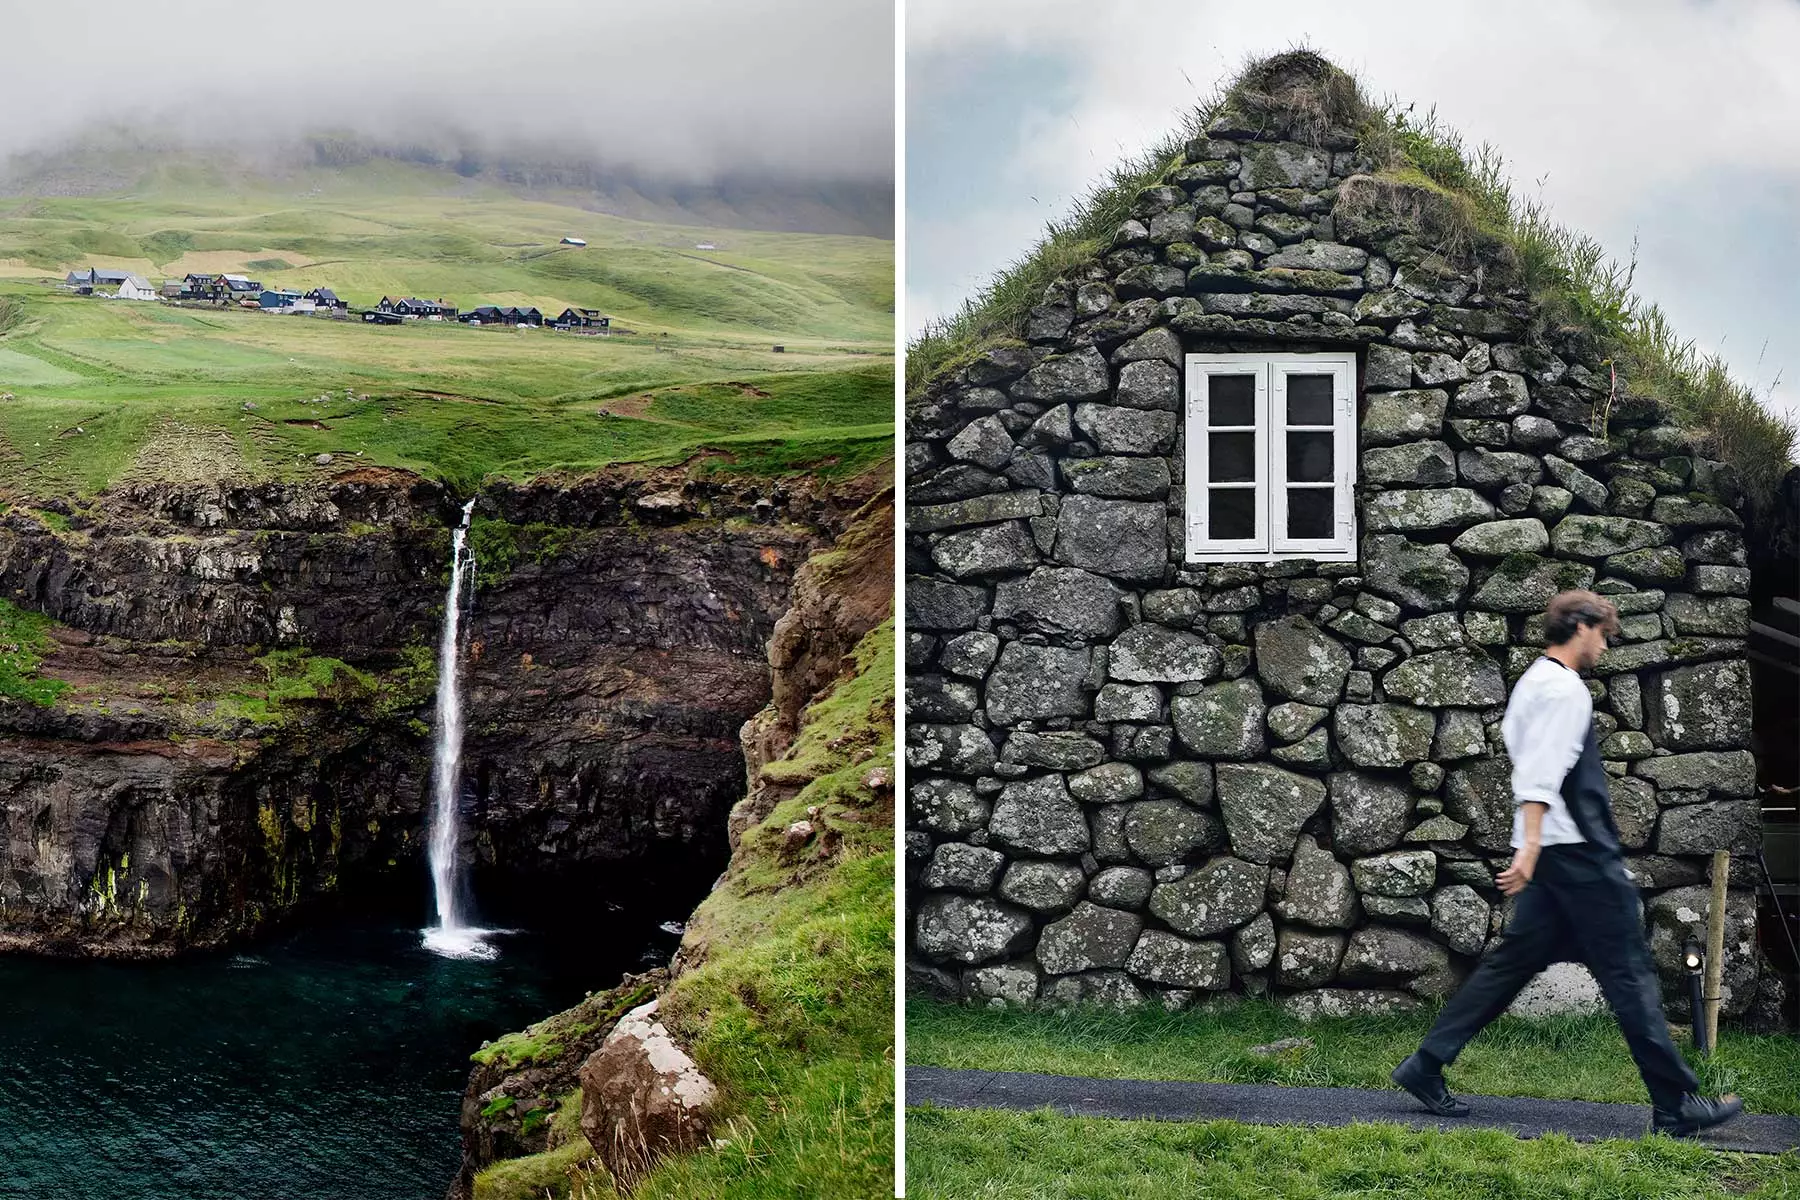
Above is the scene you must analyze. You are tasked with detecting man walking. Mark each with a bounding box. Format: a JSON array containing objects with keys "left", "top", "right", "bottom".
[{"left": 1390, "top": 590, "right": 1743, "bottom": 1137}]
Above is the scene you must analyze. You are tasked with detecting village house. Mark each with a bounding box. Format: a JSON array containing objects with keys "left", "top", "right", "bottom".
[
  {"left": 305, "top": 288, "right": 347, "bottom": 310},
  {"left": 64, "top": 268, "right": 132, "bottom": 294},
  {"left": 460, "top": 305, "right": 543, "bottom": 327},
  {"left": 376, "top": 296, "right": 457, "bottom": 319},
  {"left": 903, "top": 52, "right": 1796, "bottom": 1025},
  {"left": 259, "top": 289, "right": 315, "bottom": 313},
  {"left": 113, "top": 275, "right": 159, "bottom": 301},
  {"left": 550, "top": 307, "right": 610, "bottom": 331}
]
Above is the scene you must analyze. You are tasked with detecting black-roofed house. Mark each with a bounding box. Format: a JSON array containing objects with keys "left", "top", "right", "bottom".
[
  {"left": 376, "top": 296, "right": 457, "bottom": 319},
  {"left": 305, "top": 288, "right": 346, "bottom": 310},
  {"left": 551, "top": 307, "right": 611, "bottom": 331}
]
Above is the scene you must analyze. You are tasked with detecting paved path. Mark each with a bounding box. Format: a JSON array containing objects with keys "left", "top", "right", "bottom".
[{"left": 908, "top": 1066, "right": 1800, "bottom": 1155}]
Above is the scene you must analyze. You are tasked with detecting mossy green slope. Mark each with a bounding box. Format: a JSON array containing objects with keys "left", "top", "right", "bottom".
[
  {"left": 0, "top": 172, "right": 893, "bottom": 499},
  {"left": 473, "top": 619, "right": 896, "bottom": 1200}
]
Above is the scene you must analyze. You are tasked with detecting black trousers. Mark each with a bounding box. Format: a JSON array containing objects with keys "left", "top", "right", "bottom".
[{"left": 1416, "top": 843, "right": 1699, "bottom": 1111}]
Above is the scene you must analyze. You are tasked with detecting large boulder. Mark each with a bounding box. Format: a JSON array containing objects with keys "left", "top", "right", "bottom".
[
  {"left": 1643, "top": 661, "right": 1753, "bottom": 751},
  {"left": 1645, "top": 887, "right": 1759, "bottom": 1016},
  {"left": 985, "top": 643, "right": 1093, "bottom": 725},
  {"left": 1329, "top": 771, "right": 1414, "bottom": 855},
  {"left": 1253, "top": 616, "right": 1352, "bottom": 705},
  {"left": 1339, "top": 926, "right": 1457, "bottom": 997},
  {"left": 993, "top": 567, "right": 1127, "bottom": 641},
  {"left": 1468, "top": 553, "right": 1596, "bottom": 612},
  {"left": 988, "top": 774, "right": 1091, "bottom": 856},
  {"left": 1549, "top": 515, "right": 1670, "bottom": 559},
  {"left": 1359, "top": 536, "right": 1469, "bottom": 611},
  {"left": 1172, "top": 678, "right": 1268, "bottom": 759},
  {"left": 1126, "top": 930, "right": 1230, "bottom": 989},
  {"left": 1351, "top": 849, "right": 1438, "bottom": 897},
  {"left": 1276, "top": 927, "right": 1346, "bottom": 987},
  {"left": 1053, "top": 496, "right": 1169, "bottom": 583},
  {"left": 1111, "top": 623, "right": 1223, "bottom": 683},
  {"left": 1125, "top": 799, "right": 1226, "bottom": 866},
  {"left": 1148, "top": 855, "right": 1268, "bottom": 937},
  {"left": 998, "top": 861, "right": 1088, "bottom": 912},
  {"left": 1275, "top": 835, "right": 1360, "bottom": 929},
  {"left": 1381, "top": 649, "right": 1506, "bottom": 707},
  {"left": 1364, "top": 488, "right": 1495, "bottom": 533},
  {"left": 1656, "top": 799, "right": 1760, "bottom": 854},
  {"left": 1633, "top": 750, "right": 1757, "bottom": 797},
  {"left": 579, "top": 1000, "right": 718, "bottom": 1191},
  {"left": 1280, "top": 988, "right": 1422, "bottom": 1021},
  {"left": 1037, "top": 902, "right": 1144, "bottom": 975},
  {"left": 1333, "top": 704, "right": 1435, "bottom": 768},
  {"left": 1452, "top": 518, "right": 1549, "bottom": 558},
  {"left": 1429, "top": 885, "right": 1491, "bottom": 956},
  {"left": 914, "top": 894, "right": 1035, "bottom": 964},
  {"left": 1215, "top": 763, "right": 1328, "bottom": 863},
  {"left": 1444, "top": 756, "right": 1516, "bottom": 852}
]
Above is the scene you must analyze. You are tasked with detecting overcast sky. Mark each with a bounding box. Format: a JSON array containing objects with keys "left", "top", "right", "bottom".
[
  {"left": 907, "top": 0, "right": 1799, "bottom": 427},
  {"left": 0, "top": 0, "right": 893, "bottom": 184}
]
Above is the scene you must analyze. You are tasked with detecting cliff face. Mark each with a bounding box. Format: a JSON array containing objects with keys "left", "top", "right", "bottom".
[
  {"left": 449, "top": 489, "right": 895, "bottom": 1199},
  {"left": 0, "top": 467, "right": 879, "bottom": 955}
]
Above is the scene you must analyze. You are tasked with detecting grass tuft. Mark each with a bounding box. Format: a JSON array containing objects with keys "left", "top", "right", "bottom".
[{"left": 0, "top": 598, "right": 69, "bottom": 706}]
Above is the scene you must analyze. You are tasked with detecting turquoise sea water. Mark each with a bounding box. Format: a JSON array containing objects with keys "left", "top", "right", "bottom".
[{"left": 0, "top": 916, "right": 681, "bottom": 1199}]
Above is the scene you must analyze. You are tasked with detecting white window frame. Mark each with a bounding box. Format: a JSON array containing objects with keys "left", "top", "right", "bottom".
[{"left": 1183, "top": 351, "right": 1357, "bottom": 563}]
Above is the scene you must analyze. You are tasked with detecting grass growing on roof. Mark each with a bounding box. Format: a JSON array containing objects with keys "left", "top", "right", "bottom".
[
  {"left": 906, "top": 1106, "right": 1800, "bottom": 1200},
  {"left": 470, "top": 621, "right": 895, "bottom": 1200},
  {"left": 906, "top": 47, "right": 1795, "bottom": 504},
  {"left": 907, "top": 994, "right": 1800, "bottom": 1116}
]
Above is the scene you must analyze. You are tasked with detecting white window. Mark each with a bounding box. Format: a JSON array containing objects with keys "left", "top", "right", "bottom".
[{"left": 1183, "top": 352, "right": 1357, "bottom": 562}]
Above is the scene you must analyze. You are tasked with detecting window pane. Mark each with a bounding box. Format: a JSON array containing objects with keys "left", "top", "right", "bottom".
[
  {"left": 1287, "top": 432, "right": 1333, "bottom": 482},
  {"left": 1209, "top": 374, "right": 1255, "bottom": 426},
  {"left": 1286, "top": 374, "right": 1334, "bottom": 424},
  {"left": 1210, "top": 489, "right": 1255, "bottom": 540},
  {"left": 1209, "top": 432, "right": 1256, "bottom": 483},
  {"left": 1288, "top": 489, "right": 1333, "bottom": 539}
]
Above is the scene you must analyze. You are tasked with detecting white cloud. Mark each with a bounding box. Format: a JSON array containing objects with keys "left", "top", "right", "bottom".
[{"left": 906, "top": 0, "right": 1800, "bottom": 422}]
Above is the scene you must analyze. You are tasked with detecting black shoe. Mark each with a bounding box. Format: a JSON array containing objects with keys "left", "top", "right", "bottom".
[
  {"left": 1652, "top": 1093, "right": 1744, "bottom": 1137},
  {"left": 1391, "top": 1053, "right": 1471, "bottom": 1118}
]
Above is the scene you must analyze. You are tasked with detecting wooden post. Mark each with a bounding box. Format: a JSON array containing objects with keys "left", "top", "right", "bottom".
[{"left": 1704, "top": 849, "right": 1730, "bottom": 1055}]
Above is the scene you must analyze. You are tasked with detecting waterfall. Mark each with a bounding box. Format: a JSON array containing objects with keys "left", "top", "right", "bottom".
[{"left": 422, "top": 497, "right": 494, "bottom": 959}]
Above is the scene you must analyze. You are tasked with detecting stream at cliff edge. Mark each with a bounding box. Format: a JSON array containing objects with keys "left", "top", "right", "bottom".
[{"left": 0, "top": 916, "right": 683, "bottom": 1199}]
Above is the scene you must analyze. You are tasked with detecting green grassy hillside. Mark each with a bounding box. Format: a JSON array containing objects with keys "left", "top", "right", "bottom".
[{"left": 0, "top": 170, "right": 893, "bottom": 496}]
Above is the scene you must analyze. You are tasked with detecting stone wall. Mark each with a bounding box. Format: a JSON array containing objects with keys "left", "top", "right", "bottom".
[{"left": 903, "top": 113, "right": 1767, "bottom": 1020}]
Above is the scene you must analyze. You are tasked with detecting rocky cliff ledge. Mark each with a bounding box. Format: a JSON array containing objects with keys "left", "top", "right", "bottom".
[
  {"left": 0, "top": 466, "right": 882, "bottom": 955},
  {"left": 449, "top": 489, "right": 895, "bottom": 1199}
]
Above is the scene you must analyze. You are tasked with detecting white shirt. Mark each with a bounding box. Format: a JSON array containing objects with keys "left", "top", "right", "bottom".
[{"left": 1502, "top": 656, "right": 1590, "bottom": 849}]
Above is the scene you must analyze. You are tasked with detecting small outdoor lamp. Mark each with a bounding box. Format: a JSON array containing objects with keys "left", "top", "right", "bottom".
[{"left": 1684, "top": 936, "right": 1708, "bottom": 1054}]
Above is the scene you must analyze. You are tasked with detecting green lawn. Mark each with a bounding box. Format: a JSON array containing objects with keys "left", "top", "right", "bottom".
[
  {"left": 0, "top": 174, "right": 893, "bottom": 498},
  {"left": 908, "top": 996, "right": 1800, "bottom": 1116},
  {"left": 907, "top": 1107, "right": 1800, "bottom": 1200}
]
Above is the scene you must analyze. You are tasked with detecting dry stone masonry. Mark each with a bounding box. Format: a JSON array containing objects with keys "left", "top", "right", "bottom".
[{"left": 905, "top": 100, "right": 1769, "bottom": 1021}]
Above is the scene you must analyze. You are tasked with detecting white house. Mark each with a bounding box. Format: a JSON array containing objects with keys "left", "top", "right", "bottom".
[
  {"left": 114, "top": 275, "right": 159, "bottom": 301},
  {"left": 560, "top": 236, "right": 587, "bottom": 247}
]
